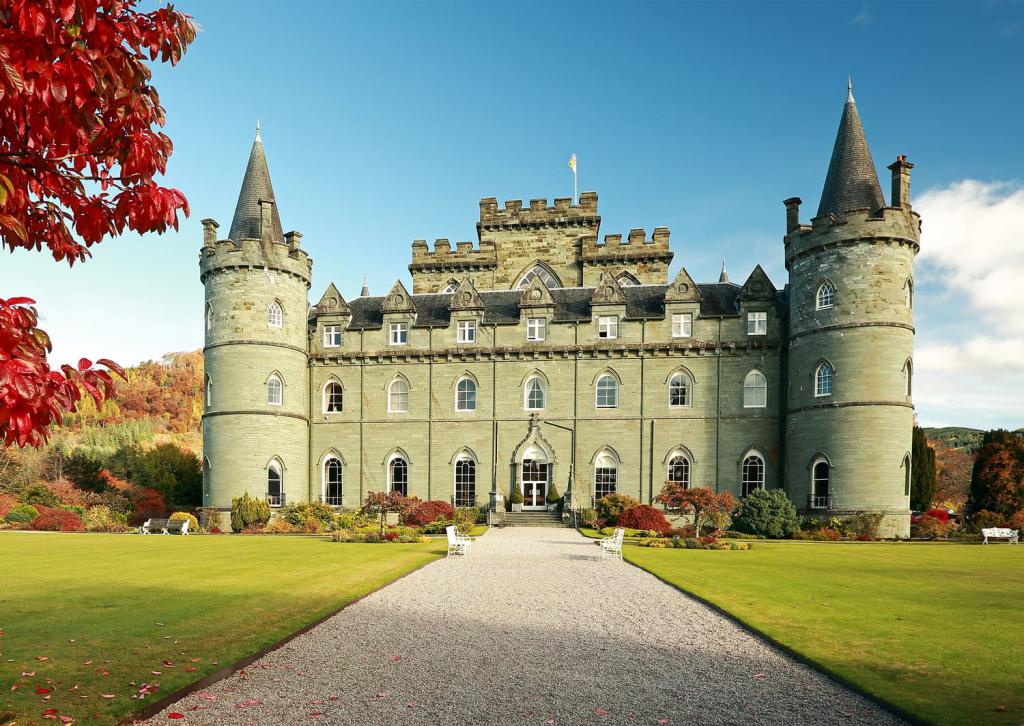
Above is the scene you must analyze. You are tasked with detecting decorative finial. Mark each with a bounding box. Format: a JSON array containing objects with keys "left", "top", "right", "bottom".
[
  {"left": 846, "top": 76, "right": 854, "bottom": 103},
  {"left": 255, "top": 119, "right": 261, "bottom": 142},
  {"left": 719, "top": 260, "right": 729, "bottom": 283},
  {"left": 360, "top": 277, "right": 369, "bottom": 297}
]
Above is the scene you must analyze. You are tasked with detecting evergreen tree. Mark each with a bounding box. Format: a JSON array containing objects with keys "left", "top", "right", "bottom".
[
  {"left": 969, "top": 430, "right": 1024, "bottom": 518},
  {"left": 910, "top": 426, "right": 937, "bottom": 512}
]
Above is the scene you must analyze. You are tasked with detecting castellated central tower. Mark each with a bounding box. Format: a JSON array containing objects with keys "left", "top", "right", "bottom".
[
  {"left": 783, "top": 85, "right": 920, "bottom": 536},
  {"left": 199, "top": 129, "right": 311, "bottom": 513}
]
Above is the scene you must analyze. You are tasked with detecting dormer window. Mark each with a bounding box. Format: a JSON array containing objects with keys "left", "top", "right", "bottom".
[
  {"left": 598, "top": 316, "right": 618, "bottom": 339},
  {"left": 747, "top": 312, "right": 767, "bottom": 336},
  {"left": 457, "top": 320, "right": 476, "bottom": 344},
  {"left": 672, "top": 313, "right": 692, "bottom": 338},
  {"left": 527, "top": 318, "right": 546, "bottom": 341},
  {"left": 389, "top": 322, "right": 408, "bottom": 346},
  {"left": 323, "top": 325, "right": 342, "bottom": 348}
]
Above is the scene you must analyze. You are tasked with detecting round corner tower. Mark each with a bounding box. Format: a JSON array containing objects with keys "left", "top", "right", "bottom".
[
  {"left": 783, "top": 85, "right": 920, "bottom": 538},
  {"left": 200, "top": 129, "right": 312, "bottom": 518}
]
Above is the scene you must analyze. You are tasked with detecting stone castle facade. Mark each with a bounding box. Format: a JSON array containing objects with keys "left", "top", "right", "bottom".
[{"left": 200, "top": 86, "right": 921, "bottom": 536}]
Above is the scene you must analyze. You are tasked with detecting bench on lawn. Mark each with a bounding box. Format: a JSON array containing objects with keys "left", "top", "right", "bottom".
[
  {"left": 981, "top": 527, "right": 1018, "bottom": 544},
  {"left": 597, "top": 528, "right": 624, "bottom": 561},
  {"left": 139, "top": 518, "right": 190, "bottom": 535},
  {"left": 445, "top": 525, "right": 473, "bottom": 557}
]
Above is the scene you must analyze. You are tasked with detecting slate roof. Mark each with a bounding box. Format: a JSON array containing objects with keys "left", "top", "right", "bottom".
[
  {"left": 816, "top": 86, "right": 885, "bottom": 219},
  {"left": 229, "top": 131, "right": 285, "bottom": 242}
]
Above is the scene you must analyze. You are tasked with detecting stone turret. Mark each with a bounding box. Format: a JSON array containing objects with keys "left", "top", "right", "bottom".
[
  {"left": 783, "top": 84, "right": 920, "bottom": 537},
  {"left": 200, "top": 128, "right": 312, "bottom": 519}
]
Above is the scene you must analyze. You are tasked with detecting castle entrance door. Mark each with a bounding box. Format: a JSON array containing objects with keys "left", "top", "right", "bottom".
[{"left": 521, "top": 459, "right": 548, "bottom": 510}]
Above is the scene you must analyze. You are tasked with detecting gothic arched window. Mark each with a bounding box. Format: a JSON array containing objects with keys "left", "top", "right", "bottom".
[
  {"left": 741, "top": 454, "right": 765, "bottom": 496},
  {"left": 388, "top": 455, "right": 409, "bottom": 496},
  {"left": 743, "top": 370, "right": 767, "bottom": 408},
  {"left": 815, "top": 361, "right": 834, "bottom": 397},
  {"left": 456, "top": 377, "right": 477, "bottom": 411},
  {"left": 267, "top": 459, "right": 283, "bottom": 507},
  {"left": 596, "top": 374, "right": 618, "bottom": 409},
  {"left": 323, "top": 457, "right": 342, "bottom": 505},
  {"left": 594, "top": 450, "right": 618, "bottom": 500},
  {"left": 267, "top": 301, "right": 283, "bottom": 328},
  {"left": 667, "top": 453, "right": 690, "bottom": 489},
  {"left": 816, "top": 280, "right": 836, "bottom": 310},
  {"left": 455, "top": 455, "right": 476, "bottom": 507},
  {"left": 524, "top": 376, "right": 546, "bottom": 411},
  {"left": 324, "top": 381, "right": 343, "bottom": 413},
  {"left": 516, "top": 264, "right": 561, "bottom": 290},
  {"left": 388, "top": 377, "right": 409, "bottom": 413},
  {"left": 266, "top": 374, "right": 283, "bottom": 406},
  {"left": 668, "top": 372, "right": 692, "bottom": 408}
]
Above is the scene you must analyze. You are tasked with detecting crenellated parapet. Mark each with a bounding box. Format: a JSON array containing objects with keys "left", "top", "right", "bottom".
[
  {"left": 580, "top": 227, "right": 673, "bottom": 264},
  {"left": 783, "top": 203, "right": 920, "bottom": 270},
  {"left": 477, "top": 192, "right": 600, "bottom": 231},
  {"left": 199, "top": 217, "right": 312, "bottom": 288},
  {"left": 409, "top": 238, "right": 498, "bottom": 273}
]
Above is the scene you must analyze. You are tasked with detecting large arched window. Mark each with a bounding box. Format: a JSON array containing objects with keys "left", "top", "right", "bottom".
[
  {"left": 323, "top": 457, "right": 342, "bottom": 505},
  {"left": 454, "top": 455, "right": 476, "bottom": 507},
  {"left": 441, "top": 279, "right": 460, "bottom": 294},
  {"left": 267, "top": 301, "right": 283, "bottom": 328},
  {"left": 903, "top": 359, "right": 913, "bottom": 396},
  {"left": 816, "top": 280, "right": 836, "bottom": 310},
  {"left": 324, "top": 381, "right": 343, "bottom": 413},
  {"left": 266, "top": 374, "right": 283, "bottom": 406},
  {"left": 741, "top": 453, "right": 765, "bottom": 496},
  {"left": 388, "top": 454, "right": 408, "bottom": 496},
  {"left": 596, "top": 374, "right": 618, "bottom": 409},
  {"left": 204, "top": 374, "right": 212, "bottom": 409},
  {"left": 903, "top": 454, "right": 912, "bottom": 496},
  {"left": 904, "top": 278, "right": 914, "bottom": 309},
  {"left": 616, "top": 271, "right": 641, "bottom": 287},
  {"left": 743, "top": 370, "right": 767, "bottom": 408},
  {"left": 524, "top": 375, "right": 546, "bottom": 411},
  {"left": 668, "top": 372, "right": 692, "bottom": 408},
  {"left": 456, "top": 377, "right": 477, "bottom": 412},
  {"left": 810, "top": 457, "right": 830, "bottom": 509},
  {"left": 516, "top": 263, "right": 561, "bottom": 290},
  {"left": 205, "top": 303, "right": 214, "bottom": 333},
  {"left": 815, "top": 361, "right": 834, "bottom": 397},
  {"left": 667, "top": 452, "right": 691, "bottom": 489},
  {"left": 267, "top": 459, "right": 283, "bottom": 507},
  {"left": 594, "top": 450, "right": 618, "bottom": 501},
  {"left": 388, "top": 377, "right": 409, "bottom": 413}
]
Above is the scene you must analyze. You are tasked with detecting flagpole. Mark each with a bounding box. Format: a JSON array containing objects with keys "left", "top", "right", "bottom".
[{"left": 573, "top": 164, "right": 578, "bottom": 205}]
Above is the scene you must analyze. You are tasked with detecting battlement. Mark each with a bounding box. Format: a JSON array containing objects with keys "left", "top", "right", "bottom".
[
  {"left": 784, "top": 203, "right": 921, "bottom": 268},
  {"left": 477, "top": 191, "right": 600, "bottom": 230},
  {"left": 580, "top": 226, "right": 673, "bottom": 261},
  {"left": 199, "top": 218, "right": 312, "bottom": 285},
  {"left": 409, "top": 238, "right": 498, "bottom": 271}
]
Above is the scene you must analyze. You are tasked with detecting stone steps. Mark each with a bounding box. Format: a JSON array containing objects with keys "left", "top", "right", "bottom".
[{"left": 503, "top": 511, "right": 565, "bottom": 528}]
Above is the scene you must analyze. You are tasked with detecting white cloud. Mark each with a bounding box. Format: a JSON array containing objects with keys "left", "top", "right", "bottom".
[
  {"left": 851, "top": 10, "right": 873, "bottom": 26},
  {"left": 916, "top": 337, "right": 1024, "bottom": 373}
]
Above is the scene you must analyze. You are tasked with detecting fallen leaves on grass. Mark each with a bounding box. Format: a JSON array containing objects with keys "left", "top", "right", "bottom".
[
  {"left": 236, "top": 699, "right": 262, "bottom": 708},
  {"left": 36, "top": 656, "right": 49, "bottom": 661}
]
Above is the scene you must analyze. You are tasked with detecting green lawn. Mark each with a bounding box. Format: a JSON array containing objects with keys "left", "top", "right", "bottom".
[
  {"left": 626, "top": 541, "right": 1023, "bottom": 726},
  {"left": 0, "top": 532, "right": 445, "bottom": 724}
]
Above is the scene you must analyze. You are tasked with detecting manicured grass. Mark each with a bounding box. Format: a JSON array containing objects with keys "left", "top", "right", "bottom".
[
  {"left": 625, "top": 541, "right": 1023, "bottom": 726},
  {"left": 0, "top": 532, "right": 445, "bottom": 724}
]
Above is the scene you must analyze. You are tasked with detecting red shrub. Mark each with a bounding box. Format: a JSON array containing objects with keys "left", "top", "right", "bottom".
[
  {"left": 1007, "top": 509, "right": 1024, "bottom": 532},
  {"left": 209, "top": 527, "right": 222, "bottom": 534},
  {"left": 31, "top": 509, "right": 85, "bottom": 532},
  {"left": 0, "top": 493, "right": 18, "bottom": 518},
  {"left": 819, "top": 527, "right": 841, "bottom": 541},
  {"left": 924, "top": 508, "right": 950, "bottom": 523},
  {"left": 617, "top": 505, "right": 671, "bottom": 533},
  {"left": 46, "top": 479, "right": 97, "bottom": 508},
  {"left": 405, "top": 500, "right": 455, "bottom": 527},
  {"left": 384, "top": 531, "right": 399, "bottom": 541}
]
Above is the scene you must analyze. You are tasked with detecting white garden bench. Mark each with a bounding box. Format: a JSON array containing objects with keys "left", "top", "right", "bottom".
[
  {"left": 597, "top": 528, "right": 624, "bottom": 561},
  {"left": 445, "top": 525, "right": 474, "bottom": 557},
  {"left": 981, "top": 527, "right": 1018, "bottom": 544},
  {"left": 139, "top": 518, "right": 189, "bottom": 535}
]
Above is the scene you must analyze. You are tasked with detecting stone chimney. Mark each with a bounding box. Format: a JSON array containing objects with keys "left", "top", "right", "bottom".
[
  {"left": 888, "top": 155, "right": 914, "bottom": 209},
  {"left": 285, "top": 230, "right": 302, "bottom": 253},
  {"left": 783, "top": 197, "right": 802, "bottom": 233},
  {"left": 201, "top": 218, "right": 219, "bottom": 249}
]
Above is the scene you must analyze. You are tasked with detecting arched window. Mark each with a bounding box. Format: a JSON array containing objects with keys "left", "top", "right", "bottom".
[
  {"left": 667, "top": 453, "right": 690, "bottom": 489},
  {"left": 205, "top": 303, "right": 214, "bottom": 333},
  {"left": 903, "top": 359, "right": 913, "bottom": 396},
  {"left": 323, "top": 457, "right": 342, "bottom": 505},
  {"left": 266, "top": 374, "right": 283, "bottom": 406},
  {"left": 456, "top": 377, "right": 477, "bottom": 411},
  {"left": 267, "top": 459, "right": 283, "bottom": 507},
  {"left": 816, "top": 280, "right": 836, "bottom": 310},
  {"left": 323, "top": 381, "right": 343, "bottom": 413},
  {"left": 668, "top": 372, "right": 692, "bottom": 408},
  {"left": 441, "top": 279, "right": 460, "bottom": 294},
  {"left": 594, "top": 450, "right": 618, "bottom": 500},
  {"left": 267, "top": 301, "right": 283, "bottom": 328},
  {"left": 516, "top": 264, "right": 561, "bottom": 290},
  {"left": 388, "top": 455, "right": 408, "bottom": 496},
  {"left": 202, "top": 457, "right": 211, "bottom": 502},
  {"left": 616, "top": 271, "right": 641, "bottom": 287},
  {"left": 903, "top": 454, "right": 912, "bottom": 496},
  {"left": 454, "top": 456, "right": 476, "bottom": 507},
  {"left": 904, "top": 278, "right": 914, "bottom": 309},
  {"left": 743, "top": 370, "right": 767, "bottom": 408},
  {"left": 596, "top": 375, "right": 618, "bottom": 408},
  {"left": 815, "top": 361, "right": 834, "bottom": 397},
  {"left": 810, "top": 458, "right": 830, "bottom": 509},
  {"left": 388, "top": 377, "right": 409, "bottom": 413},
  {"left": 524, "top": 376, "right": 546, "bottom": 411},
  {"left": 741, "top": 454, "right": 765, "bottom": 496},
  {"left": 204, "top": 374, "right": 212, "bottom": 409}
]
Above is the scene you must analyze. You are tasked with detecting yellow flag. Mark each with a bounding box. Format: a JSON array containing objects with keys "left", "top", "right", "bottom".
[{"left": 568, "top": 153, "right": 577, "bottom": 173}]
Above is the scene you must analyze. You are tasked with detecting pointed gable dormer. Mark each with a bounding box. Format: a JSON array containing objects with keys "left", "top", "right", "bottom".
[
  {"left": 590, "top": 271, "right": 626, "bottom": 306},
  {"left": 739, "top": 265, "right": 776, "bottom": 302},
  {"left": 816, "top": 80, "right": 885, "bottom": 219},
  {"left": 382, "top": 279, "right": 417, "bottom": 315},
  {"left": 448, "top": 278, "right": 484, "bottom": 312},
  {"left": 519, "top": 277, "right": 555, "bottom": 310},
  {"left": 664, "top": 266, "right": 702, "bottom": 304},
  {"left": 228, "top": 124, "right": 284, "bottom": 243},
  {"left": 315, "top": 283, "right": 351, "bottom": 317}
]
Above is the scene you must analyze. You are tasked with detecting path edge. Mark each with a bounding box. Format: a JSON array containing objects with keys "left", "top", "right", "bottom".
[
  {"left": 621, "top": 550, "right": 924, "bottom": 726},
  {"left": 125, "top": 547, "right": 447, "bottom": 725}
]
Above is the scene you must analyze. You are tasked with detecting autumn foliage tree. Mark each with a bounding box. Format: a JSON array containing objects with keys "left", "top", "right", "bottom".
[
  {"left": 361, "top": 491, "right": 408, "bottom": 535},
  {"left": 969, "top": 430, "right": 1024, "bottom": 519},
  {"left": 656, "top": 484, "right": 736, "bottom": 536},
  {"left": 910, "top": 425, "right": 937, "bottom": 512},
  {"left": 0, "top": 1, "right": 195, "bottom": 447}
]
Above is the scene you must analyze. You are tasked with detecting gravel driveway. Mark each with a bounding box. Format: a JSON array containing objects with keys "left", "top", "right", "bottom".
[{"left": 143, "top": 528, "right": 902, "bottom": 725}]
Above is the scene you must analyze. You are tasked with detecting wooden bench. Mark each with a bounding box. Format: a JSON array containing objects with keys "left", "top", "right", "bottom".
[{"left": 982, "top": 527, "right": 1018, "bottom": 544}]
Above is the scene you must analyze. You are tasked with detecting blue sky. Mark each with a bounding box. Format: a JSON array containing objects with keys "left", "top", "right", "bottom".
[{"left": 3, "top": 0, "right": 1023, "bottom": 429}]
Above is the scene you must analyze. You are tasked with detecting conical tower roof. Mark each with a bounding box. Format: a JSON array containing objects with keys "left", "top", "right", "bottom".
[
  {"left": 816, "top": 81, "right": 885, "bottom": 218},
  {"left": 228, "top": 124, "right": 284, "bottom": 242}
]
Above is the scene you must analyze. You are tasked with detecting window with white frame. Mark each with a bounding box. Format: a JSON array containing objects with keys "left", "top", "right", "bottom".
[
  {"left": 616, "top": 271, "right": 641, "bottom": 287},
  {"left": 525, "top": 376, "right": 546, "bottom": 411},
  {"left": 747, "top": 311, "right": 767, "bottom": 336},
  {"left": 323, "top": 325, "right": 342, "bottom": 348},
  {"left": 810, "top": 459, "right": 830, "bottom": 508},
  {"left": 741, "top": 454, "right": 765, "bottom": 496},
  {"left": 594, "top": 451, "right": 618, "bottom": 500},
  {"left": 389, "top": 322, "right": 408, "bottom": 346},
  {"left": 904, "top": 278, "right": 914, "bottom": 309},
  {"left": 441, "top": 279, "right": 460, "bottom": 294},
  {"left": 388, "top": 455, "right": 408, "bottom": 496},
  {"left": 527, "top": 318, "right": 546, "bottom": 341},
  {"left": 266, "top": 374, "right": 283, "bottom": 405},
  {"left": 323, "top": 457, "right": 342, "bottom": 505},
  {"left": 267, "top": 302, "right": 283, "bottom": 328},
  {"left": 324, "top": 381, "right": 343, "bottom": 413},
  {"left": 205, "top": 375, "right": 212, "bottom": 409},
  {"left": 517, "top": 264, "right": 560, "bottom": 290},
  {"left": 267, "top": 460, "right": 283, "bottom": 507},
  {"left": 596, "top": 374, "right": 618, "bottom": 408},
  {"left": 815, "top": 361, "right": 833, "bottom": 397},
  {"left": 457, "top": 320, "right": 476, "bottom": 344},
  {"left": 598, "top": 315, "right": 619, "bottom": 339},
  {"left": 456, "top": 377, "right": 476, "bottom": 411},
  {"left": 454, "top": 456, "right": 476, "bottom": 507},
  {"left": 388, "top": 378, "right": 409, "bottom": 413},
  {"left": 816, "top": 280, "right": 836, "bottom": 310},
  {"left": 667, "top": 454, "right": 690, "bottom": 489},
  {"left": 743, "top": 370, "right": 767, "bottom": 408},
  {"left": 668, "top": 372, "right": 691, "bottom": 407},
  {"left": 672, "top": 313, "right": 693, "bottom": 338}
]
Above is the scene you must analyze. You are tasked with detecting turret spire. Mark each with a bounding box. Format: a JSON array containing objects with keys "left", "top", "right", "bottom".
[
  {"left": 847, "top": 76, "right": 854, "bottom": 103},
  {"left": 228, "top": 126, "right": 284, "bottom": 242},
  {"left": 719, "top": 260, "right": 729, "bottom": 283},
  {"left": 816, "top": 81, "right": 885, "bottom": 219},
  {"left": 360, "top": 277, "right": 369, "bottom": 297}
]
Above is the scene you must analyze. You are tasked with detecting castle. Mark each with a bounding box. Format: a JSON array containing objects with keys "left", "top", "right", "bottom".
[{"left": 200, "top": 85, "right": 921, "bottom": 536}]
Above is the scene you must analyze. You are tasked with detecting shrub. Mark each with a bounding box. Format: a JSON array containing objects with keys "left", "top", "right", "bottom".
[
  {"left": 844, "top": 512, "right": 885, "bottom": 540},
  {"left": 818, "top": 527, "right": 841, "bottom": 541},
  {"left": 197, "top": 506, "right": 221, "bottom": 532},
  {"left": 731, "top": 489, "right": 799, "bottom": 539},
  {"left": 453, "top": 507, "right": 480, "bottom": 534},
  {"left": 656, "top": 485, "right": 736, "bottom": 535},
  {"left": 1007, "top": 509, "right": 1024, "bottom": 532},
  {"left": 579, "top": 508, "right": 599, "bottom": 528},
  {"left": 303, "top": 517, "right": 322, "bottom": 534},
  {"left": 46, "top": 479, "right": 99, "bottom": 508},
  {"left": 617, "top": 505, "right": 671, "bottom": 532},
  {"left": 333, "top": 512, "right": 357, "bottom": 530},
  {"left": 0, "top": 494, "right": 19, "bottom": 518},
  {"left": 509, "top": 484, "right": 524, "bottom": 505},
  {"left": 637, "top": 538, "right": 669, "bottom": 548},
  {"left": 683, "top": 537, "right": 701, "bottom": 549},
  {"left": 31, "top": 509, "right": 84, "bottom": 532},
  {"left": 421, "top": 519, "right": 453, "bottom": 534},
  {"left": 406, "top": 500, "right": 455, "bottom": 527},
  {"left": 971, "top": 509, "right": 1005, "bottom": 529},
  {"left": 330, "top": 529, "right": 355, "bottom": 542},
  {"left": 913, "top": 514, "right": 953, "bottom": 539},
  {"left": 241, "top": 523, "right": 266, "bottom": 534},
  {"left": 363, "top": 531, "right": 383, "bottom": 543},
  {"left": 5, "top": 503, "right": 39, "bottom": 524},
  {"left": 264, "top": 517, "right": 299, "bottom": 534},
  {"left": 595, "top": 494, "right": 640, "bottom": 525},
  {"left": 283, "top": 501, "right": 336, "bottom": 529},
  {"left": 924, "top": 508, "right": 950, "bottom": 523},
  {"left": 169, "top": 511, "right": 199, "bottom": 531},
  {"left": 83, "top": 506, "right": 130, "bottom": 532},
  {"left": 20, "top": 482, "right": 61, "bottom": 508},
  {"left": 546, "top": 481, "right": 561, "bottom": 507},
  {"left": 230, "top": 491, "right": 270, "bottom": 532}
]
